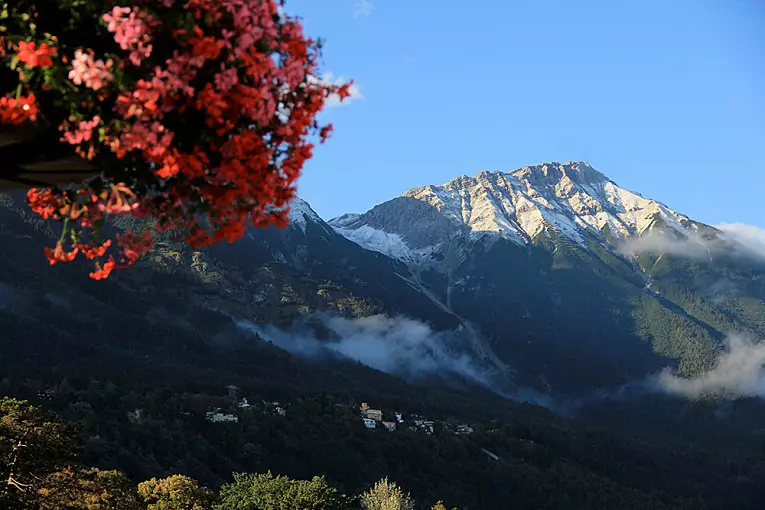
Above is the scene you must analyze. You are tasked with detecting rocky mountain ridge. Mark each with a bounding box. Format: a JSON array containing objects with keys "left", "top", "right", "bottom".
[{"left": 328, "top": 161, "right": 703, "bottom": 267}]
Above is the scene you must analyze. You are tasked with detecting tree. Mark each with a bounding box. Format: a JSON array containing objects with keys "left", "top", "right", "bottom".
[
  {"left": 138, "top": 474, "right": 217, "bottom": 510},
  {"left": 215, "top": 471, "right": 350, "bottom": 510},
  {"left": 430, "top": 502, "right": 456, "bottom": 510},
  {"left": 0, "top": 397, "right": 79, "bottom": 507},
  {"left": 1, "top": 0, "right": 351, "bottom": 279},
  {"left": 37, "top": 466, "right": 141, "bottom": 510},
  {"left": 359, "top": 478, "right": 415, "bottom": 510}
]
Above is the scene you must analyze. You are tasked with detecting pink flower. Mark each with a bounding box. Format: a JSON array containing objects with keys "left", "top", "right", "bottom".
[
  {"left": 118, "top": 121, "right": 174, "bottom": 160},
  {"left": 68, "top": 50, "right": 114, "bottom": 90},
  {"left": 103, "top": 6, "right": 154, "bottom": 65},
  {"left": 103, "top": 6, "right": 131, "bottom": 32},
  {"left": 214, "top": 67, "right": 239, "bottom": 93},
  {"left": 61, "top": 116, "right": 101, "bottom": 145}
]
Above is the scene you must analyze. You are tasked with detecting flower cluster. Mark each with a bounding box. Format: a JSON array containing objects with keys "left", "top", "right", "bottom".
[
  {"left": 16, "top": 41, "right": 57, "bottom": 68},
  {"left": 1, "top": 0, "right": 350, "bottom": 279},
  {"left": 0, "top": 94, "right": 38, "bottom": 124},
  {"left": 103, "top": 6, "right": 154, "bottom": 66},
  {"left": 68, "top": 50, "right": 114, "bottom": 91}
]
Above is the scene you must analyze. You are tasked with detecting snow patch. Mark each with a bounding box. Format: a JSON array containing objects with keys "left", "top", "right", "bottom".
[
  {"left": 287, "top": 198, "right": 322, "bottom": 233},
  {"left": 332, "top": 224, "right": 415, "bottom": 261}
]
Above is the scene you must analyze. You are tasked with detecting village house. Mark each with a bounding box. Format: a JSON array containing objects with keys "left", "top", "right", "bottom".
[
  {"left": 394, "top": 412, "right": 403, "bottom": 423},
  {"left": 362, "top": 418, "right": 377, "bottom": 429},
  {"left": 237, "top": 397, "right": 251, "bottom": 408},
  {"left": 205, "top": 408, "right": 238, "bottom": 423},
  {"left": 382, "top": 421, "right": 397, "bottom": 432},
  {"left": 359, "top": 402, "right": 383, "bottom": 421},
  {"left": 413, "top": 419, "right": 435, "bottom": 434},
  {"left": 455, "top": 424, "right": 474, "bottom": 435}
]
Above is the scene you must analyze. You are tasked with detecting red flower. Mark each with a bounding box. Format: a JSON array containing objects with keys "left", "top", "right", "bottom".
[
  {"left": 44, "top": 242, "right": 79, "bottom": 265},
  {"left": 319, "top": 124, "right": 333, "bottom": 144},
  {"left": 89, "top": 256, "right": 117, "bottom": 280},
  {"left": 16, "top": 41, "right": 56, "bottom": 69},
  {"left": 0, "top": 94, "right": 39, "bottom": 124},
  {"left": 14, "top": 0, "right": 350, "bottom": 279},
  {"left": 78, "top": 239, "right": 113, "bottom": 260}
]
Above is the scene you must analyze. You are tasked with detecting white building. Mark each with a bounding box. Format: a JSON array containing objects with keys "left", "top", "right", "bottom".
[
  {"left": 362, "top": 418, "right": 377, "bottom": 429},
  {"left": 206, "top": 409, "right": 238, "bottom": 423},
  {"left": 414, "top": 419, "right": 434, "bottom": 434},
  {"left": 455, "top": 424, "right": 473, "bottom": 435}
]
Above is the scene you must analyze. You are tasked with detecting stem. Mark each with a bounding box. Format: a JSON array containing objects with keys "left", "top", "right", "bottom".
[{"left": 58, "top": 217, "right": 70, "bottom": 245}]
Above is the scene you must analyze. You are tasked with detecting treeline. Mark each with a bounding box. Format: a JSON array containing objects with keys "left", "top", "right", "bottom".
[{"left": 1, "top": 398, "right": 452, "bottom": 510}]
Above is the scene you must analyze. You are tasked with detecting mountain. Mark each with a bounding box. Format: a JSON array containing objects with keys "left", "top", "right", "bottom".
[
  {"left": 5, "top": 161, "right": 761, "bottom": 397},
  {"left": 2, "top": 168, "right": 765, "bottom": 509},
  {"left": 328, "top": 161, "right": 765, "bottom": 393},
  {"left": 329, "top": 161, "right": 692, "bottom": 260}
]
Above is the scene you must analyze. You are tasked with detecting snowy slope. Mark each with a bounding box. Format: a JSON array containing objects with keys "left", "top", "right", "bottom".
[
  {"left": 287, "top": 197, "right": 325, "bottom": 233},
  {"left": 329, "top": 161, "right": 692, "bottom": 260}
]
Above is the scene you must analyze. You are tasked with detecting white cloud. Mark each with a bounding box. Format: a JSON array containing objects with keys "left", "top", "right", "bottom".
[
  {"left": 618, "top": 230, "right": 713, "bottom": 262},
  {"left": 310, "top": 72, "right": 364, "bottom": 108},
  {"left": 235, "top": 314, "right": 497, "bottom": 387},
  {"left": 716, "top": 223, "right": 765, "bottom": 259},
  {"left": 354, "top": 0, "right": 375, "bottom": 18},
  {"left": 618, "top": 223, "right": 765, "bottom": 263},
  {"left": 657, "top": 334, "right": 765, "bottom": 399}
]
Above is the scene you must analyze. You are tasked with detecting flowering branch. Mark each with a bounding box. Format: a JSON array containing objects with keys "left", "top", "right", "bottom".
[{"left": 0, "top": 0, "right": 352, "bottom": 279}]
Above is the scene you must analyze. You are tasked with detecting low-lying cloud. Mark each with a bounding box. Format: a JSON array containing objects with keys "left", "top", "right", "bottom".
[
  {"left": 715, "top": 223, "right": 765, "bottom": 260},
  {"left": 657, "top": 334, "right": 765, "bottom": 399},
  {"left": 619, "top": 229, "right": 715, "bottom": 262},
  {"left": 236, "top": 314, "right": 500, "bottom": 388},
  {"left": 619, "top": 223, "right": 765, "bottom": 263}
]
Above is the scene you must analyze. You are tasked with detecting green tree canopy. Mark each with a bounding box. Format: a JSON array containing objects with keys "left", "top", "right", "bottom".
[
  {"left": 216, "top": 471, "right": 350, "bottom": 510},
  {"left": 0, "top": 397, "right": 79, "bottom": 507},
  {"left": 138, "top": 474, "right": 217, "bottom": 510},
  {"left": 359, "top": 478, "right": 415, "bottom": 510}
]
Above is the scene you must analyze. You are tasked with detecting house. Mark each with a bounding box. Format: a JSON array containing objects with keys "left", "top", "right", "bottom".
[
  {"left": 455, "top": 424, "right": 473, "bottom": 435},
  {"left": 206, "top": 408, "right": 238, "bottom": 423},
  {"left": 359, "top": 402, "right": 383, "bottom": 421},
  {"left": 237, "top": 397, "right": 251, "bottom": 408},
  {"left": 362, "top": 418, "right": 377, "bottom": 429},
  {"left": 394, "top": 412, "right": 403, "bottom": 423},
  {"left": 414, "top": 419, "right": 434, "bottom": 434},
  {"left": 382, "top": 421, "right": 397, "bottom": 432}
]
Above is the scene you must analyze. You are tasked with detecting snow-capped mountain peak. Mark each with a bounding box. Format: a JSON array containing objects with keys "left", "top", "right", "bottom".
[
  {"left": 329, "top": 161, "right": 692, "bottom": 261},
  {"left": 287, "top": 197, "right": 323, "bottom": 232}
]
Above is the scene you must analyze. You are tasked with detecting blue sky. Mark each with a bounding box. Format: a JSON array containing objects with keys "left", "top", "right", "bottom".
[{"left": 288, "top": 0, "right": 764, "bottom": 228}]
